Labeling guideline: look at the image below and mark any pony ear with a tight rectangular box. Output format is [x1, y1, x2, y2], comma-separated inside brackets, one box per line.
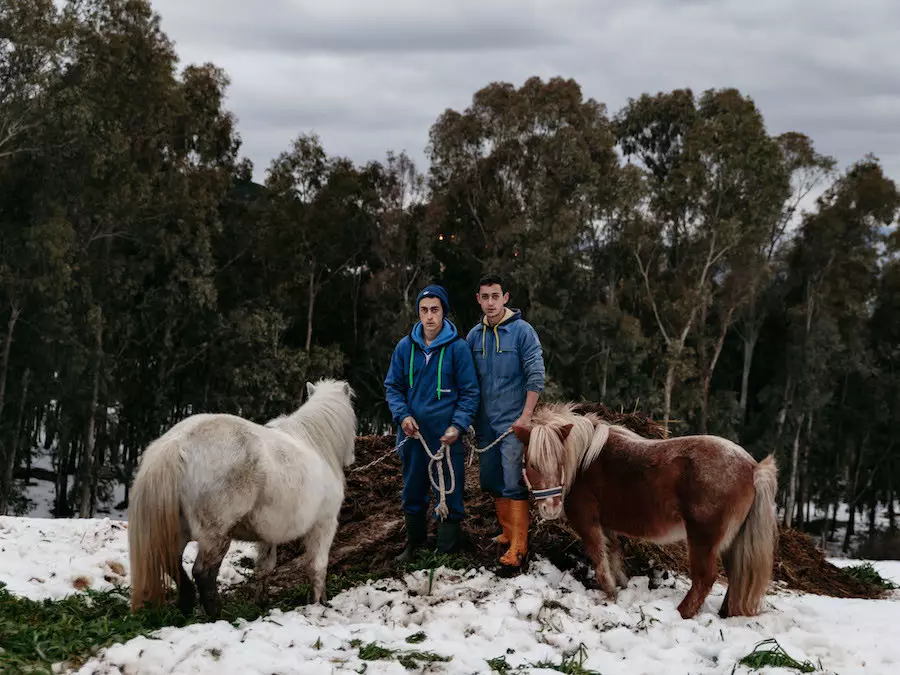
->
[342, 382, 351, 396]
[558, 423, 574, 442]
[512, 424, 531, 445]
[306, 382, 316, 398]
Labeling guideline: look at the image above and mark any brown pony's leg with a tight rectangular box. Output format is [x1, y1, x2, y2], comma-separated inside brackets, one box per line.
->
[718, 550, 733, 619]
[193, 535, 231, 619]
[569, 509, 616, 599]
[678, 532, 719, 619]
[607, 534, 629, 588]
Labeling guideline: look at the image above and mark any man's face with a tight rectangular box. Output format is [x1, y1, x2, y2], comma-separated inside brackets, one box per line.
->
[418, 297, 444, 334]
[477, 284, 509, 321]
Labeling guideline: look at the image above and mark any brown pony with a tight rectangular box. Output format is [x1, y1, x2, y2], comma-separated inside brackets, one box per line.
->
[514, 403, 778, 620]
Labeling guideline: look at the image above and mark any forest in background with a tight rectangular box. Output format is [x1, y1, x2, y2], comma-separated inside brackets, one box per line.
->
[1, 1, 899, 553]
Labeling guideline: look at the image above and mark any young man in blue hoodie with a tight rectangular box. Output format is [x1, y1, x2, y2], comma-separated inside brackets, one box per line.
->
[466, 274, 545, 570]
[384, 284, 480, 562]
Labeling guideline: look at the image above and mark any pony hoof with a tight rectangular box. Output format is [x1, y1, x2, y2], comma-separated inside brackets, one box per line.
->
[203, 599, 223, 620]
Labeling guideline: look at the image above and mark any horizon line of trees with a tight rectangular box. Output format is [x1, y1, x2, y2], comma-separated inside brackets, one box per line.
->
[2, 1, 899, 552]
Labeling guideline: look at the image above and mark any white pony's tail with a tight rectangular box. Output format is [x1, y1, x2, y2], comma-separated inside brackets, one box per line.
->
[128, 436, 183, 611]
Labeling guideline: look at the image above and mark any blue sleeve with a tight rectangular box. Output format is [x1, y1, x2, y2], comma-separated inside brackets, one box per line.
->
[518, 323, 545, 394]
[384, 340, 412, 425]
[450, 340, 480, 432]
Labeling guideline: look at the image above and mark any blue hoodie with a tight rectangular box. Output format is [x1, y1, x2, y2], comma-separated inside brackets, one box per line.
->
[384, 318, 480, 443]
[466, 308, 545, 438]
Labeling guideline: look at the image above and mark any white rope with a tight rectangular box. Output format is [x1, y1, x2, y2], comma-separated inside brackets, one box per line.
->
[463, 426, 514, 466]
[351, 426, 515, 504]
[415, 433, 456, 521]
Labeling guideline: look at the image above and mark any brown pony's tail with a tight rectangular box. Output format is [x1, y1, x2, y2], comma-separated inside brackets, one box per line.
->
[725, 454, 778, 616]
[128, 436, 183, 612]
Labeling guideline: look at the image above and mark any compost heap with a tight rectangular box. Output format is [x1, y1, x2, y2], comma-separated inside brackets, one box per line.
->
[267, 401, 886, 601]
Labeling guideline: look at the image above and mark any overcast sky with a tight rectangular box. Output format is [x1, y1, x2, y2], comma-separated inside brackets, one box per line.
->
[150, 0, 900, 189]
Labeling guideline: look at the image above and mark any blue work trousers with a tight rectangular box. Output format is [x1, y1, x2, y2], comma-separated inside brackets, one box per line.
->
[477, 431, 528, 500]
[398, 434, 466, 521]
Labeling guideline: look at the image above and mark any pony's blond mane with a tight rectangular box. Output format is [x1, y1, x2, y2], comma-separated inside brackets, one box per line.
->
[528, 402, 610, 495]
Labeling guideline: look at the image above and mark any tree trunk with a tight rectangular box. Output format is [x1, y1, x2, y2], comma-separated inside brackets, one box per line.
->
[783, 411, 805, 528]
[842, 442, 863, 554]
[796, 411, 813, 530]
[868, 493, 877, 538]
[78, 307, 103, 518]
[13, 369, 31, 468]
[739, 326, 759, 428]
[600, 344, 610, 401]
[55, 417, 72, 517]
[663, 359, 676, 436]
[306, 263, 316, 356]
[828, 501, 839, 541]
[699, 304, 734, 435]
[0, 304, 22, 515]
[888, 467, 896, 532]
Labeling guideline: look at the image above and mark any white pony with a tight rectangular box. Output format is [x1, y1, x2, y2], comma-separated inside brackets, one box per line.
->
[128, 378, 356, 618]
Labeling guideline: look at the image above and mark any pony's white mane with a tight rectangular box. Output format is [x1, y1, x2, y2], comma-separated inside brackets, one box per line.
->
[266, 378, 357, 478]
[529, 402, 610, 495]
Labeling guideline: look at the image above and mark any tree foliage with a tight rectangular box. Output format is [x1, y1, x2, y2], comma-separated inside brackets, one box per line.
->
[1, 1, 898, 544]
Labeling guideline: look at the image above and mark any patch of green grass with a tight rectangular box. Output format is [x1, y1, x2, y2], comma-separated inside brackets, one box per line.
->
[531, 643, 601, 674]
[732, 638, 817, 674]
[405, 631, 427, 644]
[354, 640, 451, 669]
[401, 549, 478, 574]
[398, 649, 451, 668]
[488, 644, 601, 674]
[0, 583, 187, 674]
[487, 654, 516, 673]
[842, 562, 898, 590]
[357, 641, 395, 660]
[0, 573, 376, 674]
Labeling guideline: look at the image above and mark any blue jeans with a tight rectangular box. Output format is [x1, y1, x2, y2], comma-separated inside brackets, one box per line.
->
[478, 432, 528, 500]
[398, 434, 466, 521]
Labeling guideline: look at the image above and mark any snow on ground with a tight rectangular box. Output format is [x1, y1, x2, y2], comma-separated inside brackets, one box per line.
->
[2, 518, 900, 674]
[0, 517, 257, 601]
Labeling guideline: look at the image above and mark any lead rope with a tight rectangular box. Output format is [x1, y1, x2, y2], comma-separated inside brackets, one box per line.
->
[415, 433, 455, 521]
[463, 426, 514, 466]
[352, 426, 515, 479]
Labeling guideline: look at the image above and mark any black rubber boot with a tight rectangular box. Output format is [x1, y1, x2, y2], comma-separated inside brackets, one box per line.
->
[395, 512, 427, 564]
[436, 519, 462, 554]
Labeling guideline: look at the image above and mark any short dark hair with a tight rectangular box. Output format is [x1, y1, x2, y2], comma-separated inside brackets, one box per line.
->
[478, 274, 504, 292]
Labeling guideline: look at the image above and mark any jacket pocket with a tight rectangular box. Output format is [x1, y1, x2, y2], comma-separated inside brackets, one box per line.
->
[494, 346, 520, 383]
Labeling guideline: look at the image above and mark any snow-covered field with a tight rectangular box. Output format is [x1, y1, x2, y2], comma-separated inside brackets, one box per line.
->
[2, 516, 900, 674]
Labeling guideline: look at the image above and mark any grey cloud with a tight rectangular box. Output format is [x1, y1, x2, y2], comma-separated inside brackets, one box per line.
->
[152, 0, 900, 184]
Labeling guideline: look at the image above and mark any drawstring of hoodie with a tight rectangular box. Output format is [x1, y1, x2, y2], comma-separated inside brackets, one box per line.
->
[409, 342, 446, 399]
[480, 315, 504, 358]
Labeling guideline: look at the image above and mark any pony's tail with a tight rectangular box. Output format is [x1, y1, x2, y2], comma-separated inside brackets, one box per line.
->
[128, 436, 183, 612]
[725, 454, 778, 616]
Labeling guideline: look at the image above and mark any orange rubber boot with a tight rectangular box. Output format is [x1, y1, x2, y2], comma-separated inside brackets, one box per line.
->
[499, 499, 529, 568]
[492, 497, 511, 545]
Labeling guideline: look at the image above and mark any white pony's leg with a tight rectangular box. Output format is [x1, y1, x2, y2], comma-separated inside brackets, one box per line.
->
[177, 515, 196, 615]
[193, 534, 231, 619]
[304, 516, 338, 604]
[252, 542, 277, 605]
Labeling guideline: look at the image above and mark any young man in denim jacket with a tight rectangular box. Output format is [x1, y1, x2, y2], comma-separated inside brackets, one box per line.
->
[466, 275, 545, 570]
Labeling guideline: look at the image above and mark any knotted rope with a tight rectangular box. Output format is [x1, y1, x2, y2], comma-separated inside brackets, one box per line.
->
[417, 433, 455, 521]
